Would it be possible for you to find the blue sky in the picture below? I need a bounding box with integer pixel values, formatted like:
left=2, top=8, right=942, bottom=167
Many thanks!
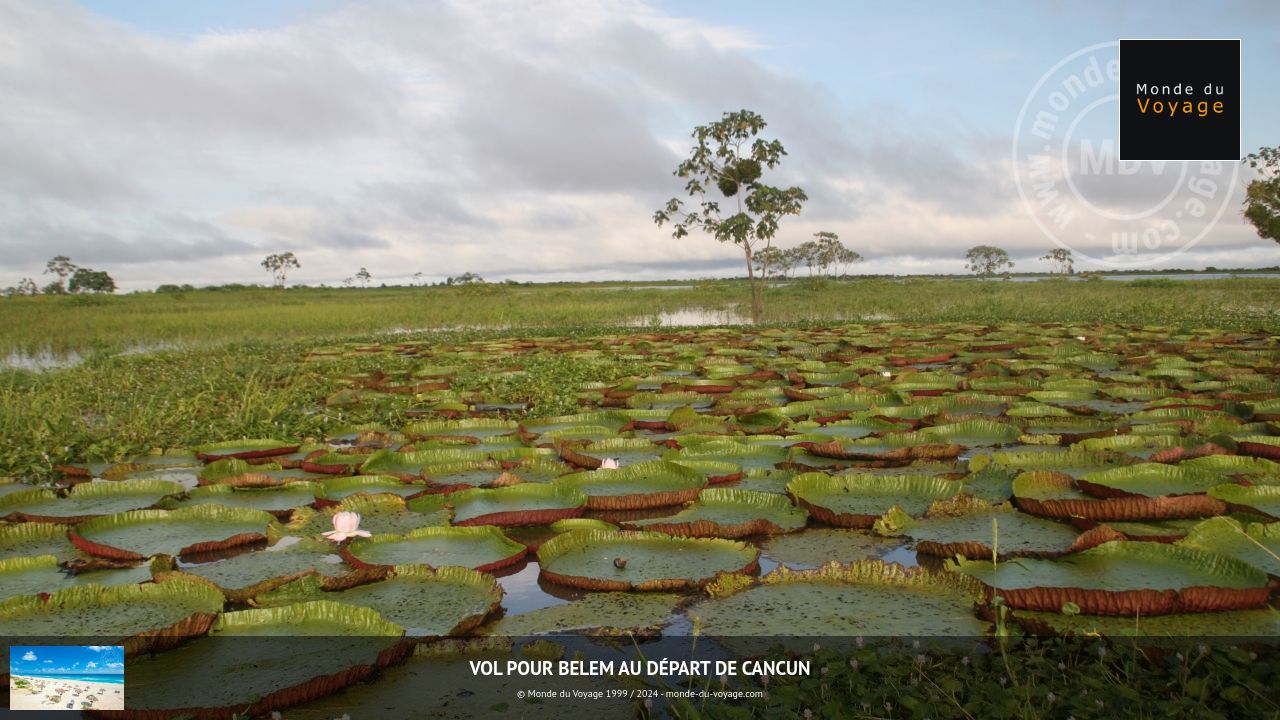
left=1, top=1, right=1277, bottom=290
left=9, top=646, right=124, bottom=676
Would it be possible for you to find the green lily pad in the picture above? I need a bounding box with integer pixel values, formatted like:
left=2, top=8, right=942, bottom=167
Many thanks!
left=0, top=555, right=152, bottom=602
left=290, top=494, right=450, bottom=537
left=537, top=530, right=758, bottom=591
left=553, top=460, right=706, bottom=510
left=408, top=483, right=587, bottom=526
left=255, top=565, right=501, bottom=637
left=194, top=439, right=301, bottom=461
left=0, top=575, right=224, bottom=638
left=171, top=481, right=324, bottom=514
left=169, top=536, right=349, bottom=600
left=345, top=526, right=526, bottom=573
left=761, top=528, right=902, bottom=569
left=1177, top=517, right=1280, bottom=576
left=688, top=561, right=987, bottom=638
left=1079, top=463, right=1223, bottom=497
left=786, top=472, right=961, bottom=528
left=0, top=480, right=184, bottom=521
left=620, top=488, right=808, bottom=537
left=0, top=522, right=76, bottom=562
left=322, top=474, right=429, bottom=500
left=1209, top=484, right=1280, bottom=519
left=950, top=540, right=1271, bottom=615
left=918, top=420, right=1020, bottom=446
left=882, top=503, right=1083, bottom=559
left=72, top=505, right=279, bottom=560
left=488, top=592, right=683, bottom=636
left=120, top=601, right=403, bottom=714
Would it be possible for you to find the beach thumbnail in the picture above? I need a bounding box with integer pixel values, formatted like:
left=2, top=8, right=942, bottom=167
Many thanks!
left=8, top=646, right=124, bottom=711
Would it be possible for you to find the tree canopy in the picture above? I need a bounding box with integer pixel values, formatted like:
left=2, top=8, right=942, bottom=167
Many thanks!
left=654, top=109, right=807, bottom=321
left=965, top=245, right=1014, bottom=277
left=1243, top=147, right=1280, bottom=244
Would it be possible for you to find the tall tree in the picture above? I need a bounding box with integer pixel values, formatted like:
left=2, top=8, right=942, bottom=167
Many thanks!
left=355, top=267, right=372, bottom=288
left=1040, top=248, right=1074, bottom=274
left=654, top=110, right=807, bottom=322
left=261, top=252, right=300, bottom=290
left=752, top=246, right=787, bottom=279
left=68, top=268, right=116, bottom=294
left=965, top=245, right=1014, bottom=277
left=1243, top=147, right=1280, bottom=244
left=43, top=255, right=77, bottom=294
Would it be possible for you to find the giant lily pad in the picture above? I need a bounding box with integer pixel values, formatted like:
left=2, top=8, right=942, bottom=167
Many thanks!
left=786, top=472, right=962, bottom=528
left=71, top=505, right=279, bottom=561
left=879, top=501, right=1089, bottom=559
left=119, top=601, right=405, bottom=717
left=1078, top=463, right=1223, bottom=498
left=949, top=540, right=1272, bottom=615
left=0, top=576, right=224, bottom=650
left=0, top=522, right=75, bottom=562
left=160, top=536, right=350, bottom=601
left=1209, top=483, right=1280, bottom=519
left=408, top=483, right=587, bottom=526
left=1177, top=516, right=1280, bottom=576
left=322, top=475, right=429, bottom=500
left=254, top=565, right=501, bottom=637
left=344, top=526, right=526, bottom=573
left=290, top=494, right=450, bottom=537
left=553, top=460, right=707, bottom=510
left=488, top=592, right=683, bottom=636
left=761, top=529, right=901, bottom=569
left=537, top=530, right=759, bottom=591
left=169, top=481, right=324, bottom=517
left=1013, top=470, right=1226, bottom=521
left=0, top=554, right=151, bottom=602
left=194, top=439, right=301, bottom=461
left=0, top=479, right=184, bottom=523
left=688, top=561, right=987, bottom=638
left=620, top=488, right=808, bottom=538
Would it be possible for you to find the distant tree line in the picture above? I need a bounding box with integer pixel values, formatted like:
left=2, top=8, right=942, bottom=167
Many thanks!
left=2, top=255, right=116, bottom=297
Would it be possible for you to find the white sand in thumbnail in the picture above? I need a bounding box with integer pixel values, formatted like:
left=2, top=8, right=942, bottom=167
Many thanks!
left=9, top=675, right=124, bottom=711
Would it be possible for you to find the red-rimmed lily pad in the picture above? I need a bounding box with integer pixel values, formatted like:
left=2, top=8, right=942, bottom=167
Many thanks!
left=553, top=460, right=707, bottom=510
left=949, top=540, right=1272, bottom=615
left=1176, top=516, right=1280, bottom=577
left=1013, top=470, right=1226, bottom=521
left=0, top=522, right=75, bottom=562
left=157, top=536, right=350, bottom=601
left=71, top=505, right=279, bottom=561
left=0, top=479, right=184, bottom=523
left=688, top=560, right=987, bottom=639
left=537, top=529, right=759, bottom=591
left=118, top=600, right=406, bottom=718
left=1209, top=483, right=1280, bottom=519
left=253, top=564, right=502, bottom=637
left=875, top=501, right=1095, bottom=559
left=619, top=488, right=808, bottom=538
left=168, top=481, right=325, bottom=518
left=321, top=475, right=429, bottom=500
left=195, top=439, right=301, bottom=462
left=343, top=526, right=526, bottom=573
left=1077, top=463, right=1223, bottom=498
left=786, top=472, right=962, bottom=528
left=407, top=483, right=587, bottom=527
left=0, top=575, right=224, bottom=653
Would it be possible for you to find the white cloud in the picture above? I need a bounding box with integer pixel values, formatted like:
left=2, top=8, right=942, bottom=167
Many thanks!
left=21, top=651, right=36, bottom=661
left=106, top=662, right=124, bottom=669
left=86, top=646, right=113, bottom=652
left=0, top=0, right=1271, bottom=291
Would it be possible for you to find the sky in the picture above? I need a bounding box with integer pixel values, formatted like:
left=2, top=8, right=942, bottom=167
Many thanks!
left=9, top=645, right=125, bottom=676
left=1, top=0, right=1278, bottom=291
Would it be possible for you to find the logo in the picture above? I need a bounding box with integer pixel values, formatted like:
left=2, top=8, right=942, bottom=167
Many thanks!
left=1012, top=41, right=1239, bottom=267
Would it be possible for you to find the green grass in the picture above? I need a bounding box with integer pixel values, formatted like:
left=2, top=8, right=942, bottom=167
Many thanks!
left=2, top=277, right=1278, bottom=358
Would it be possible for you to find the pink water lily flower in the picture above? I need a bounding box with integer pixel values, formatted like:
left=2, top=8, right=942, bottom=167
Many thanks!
left=322, top=511, right=372, bottom=542
left=600, top=458, right=620, bottom=469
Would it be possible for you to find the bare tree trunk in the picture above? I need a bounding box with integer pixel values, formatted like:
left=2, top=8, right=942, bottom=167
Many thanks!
left=743, top=244, right=762, bottom=323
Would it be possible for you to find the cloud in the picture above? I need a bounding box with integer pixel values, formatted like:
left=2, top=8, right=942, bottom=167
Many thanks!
left=22, top=651, right=36, bottom=661
left=0, top=0, right=1273, bottom=290
left=87, top=646, right=114, bottom=651
left=107, top=662, right=124, bottom=669
left=86, top=661, right=98, bottom=669
left=43, top=660, right=52, bottom=664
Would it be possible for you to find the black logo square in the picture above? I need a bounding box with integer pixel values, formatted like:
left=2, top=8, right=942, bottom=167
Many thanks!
left=1119, top=39, right=1240, bottom=161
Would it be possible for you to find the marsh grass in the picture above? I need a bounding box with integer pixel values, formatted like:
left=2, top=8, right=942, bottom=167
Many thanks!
left=1, top=278, right=1277, bottom=358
